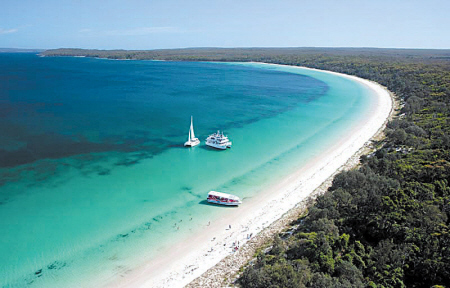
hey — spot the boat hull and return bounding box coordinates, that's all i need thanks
[207,199,241,206]
[205,142,227,150]
[184,138,200,147]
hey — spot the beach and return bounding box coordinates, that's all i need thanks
[106,64,394,288]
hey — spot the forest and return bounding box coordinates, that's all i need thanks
[43,47,450,287]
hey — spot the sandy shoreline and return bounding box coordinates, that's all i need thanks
[106,64,394,288]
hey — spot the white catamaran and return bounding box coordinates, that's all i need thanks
[184,116,200,147]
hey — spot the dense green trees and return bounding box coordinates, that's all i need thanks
[43,47,450,287]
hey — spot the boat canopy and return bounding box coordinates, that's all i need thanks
[208,191,240,200]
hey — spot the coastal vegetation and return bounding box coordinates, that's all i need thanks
[42,47,450,287]
[235,52,450,287]
[235,51,450,288]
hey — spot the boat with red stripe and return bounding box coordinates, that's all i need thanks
[207,191,242,206]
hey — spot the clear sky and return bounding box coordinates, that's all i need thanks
[1,0,449,50]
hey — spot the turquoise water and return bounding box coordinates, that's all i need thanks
[0,54,374,287]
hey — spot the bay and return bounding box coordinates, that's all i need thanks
[0,54,372,287]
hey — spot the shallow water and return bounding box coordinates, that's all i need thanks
[0,55,374,287]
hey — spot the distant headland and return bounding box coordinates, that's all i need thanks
[40,47,450,62]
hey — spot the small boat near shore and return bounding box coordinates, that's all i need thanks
[184,116,200,147]
[205,131,232,150]
[207,191,241,206]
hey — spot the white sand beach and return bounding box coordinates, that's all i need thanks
[106,64,394,288]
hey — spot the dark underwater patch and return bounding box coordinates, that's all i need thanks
[47,261,66,270]
[97,168,111,175]
[114,158,140,167]
[181,186,192,191]
[0,134,123,168]
[186,190,203,199]
[153,215,163,222]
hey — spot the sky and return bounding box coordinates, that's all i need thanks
[1,0,449,50]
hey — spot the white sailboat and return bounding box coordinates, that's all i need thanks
[184,116,200,147]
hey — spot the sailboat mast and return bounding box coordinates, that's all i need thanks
[190,116,196,139]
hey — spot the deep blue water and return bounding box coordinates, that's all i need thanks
[0,53,326,169]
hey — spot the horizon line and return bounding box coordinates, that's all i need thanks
[7,46,448,52]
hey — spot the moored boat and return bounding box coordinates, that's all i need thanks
[207,191,241,206]
[184,116,200,147]
[205,131,232,149]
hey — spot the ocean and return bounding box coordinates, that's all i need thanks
[0,54,374,287]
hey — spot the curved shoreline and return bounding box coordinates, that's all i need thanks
[186,64,397,288]
[109,64,395,288]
